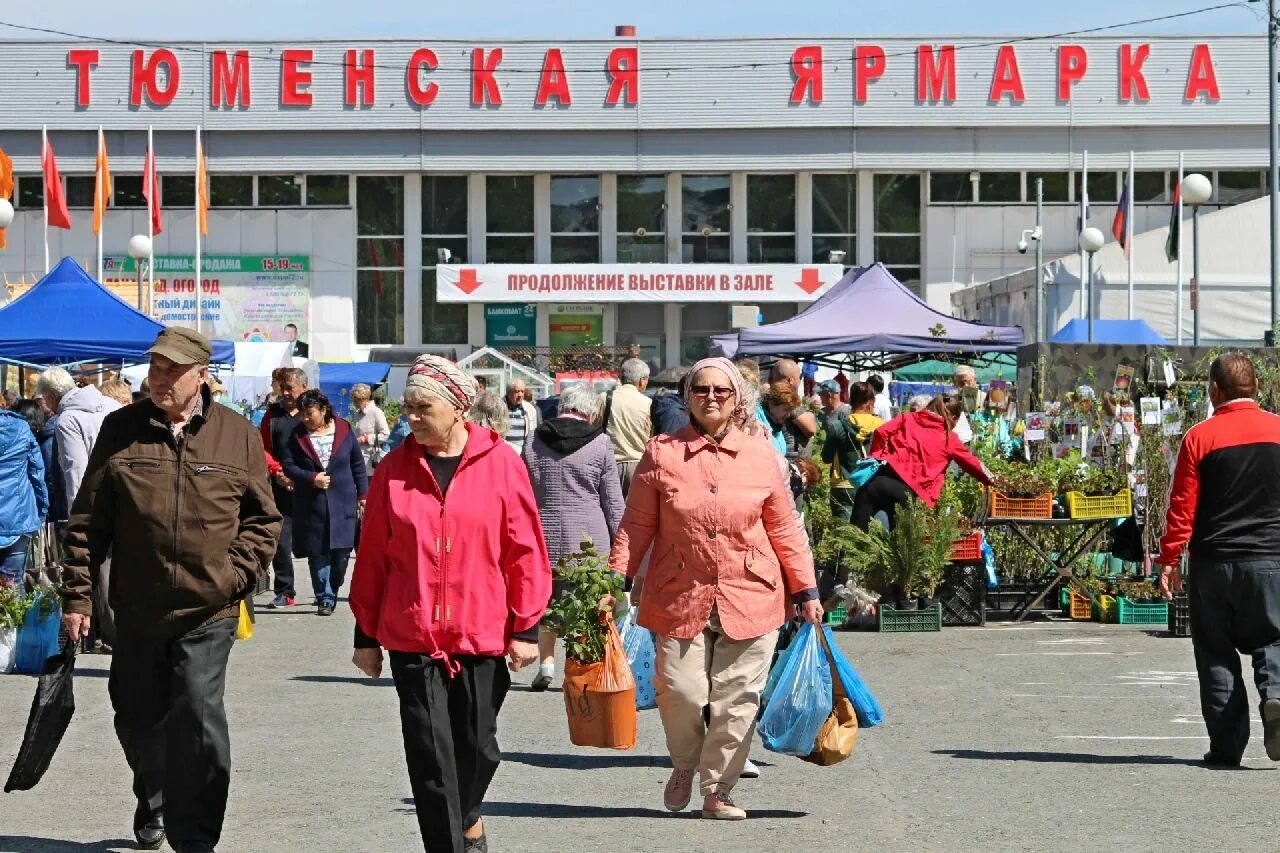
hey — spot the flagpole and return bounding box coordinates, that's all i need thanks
[42,126,49,275]
[148,125,155,323]
[97,126,105,285]
[1127,150,1135,320]
[1078,150,1088,320]
[195,126,202,336]
[1176,153,1185,346]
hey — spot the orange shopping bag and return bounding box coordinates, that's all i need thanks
[562,615,637,750]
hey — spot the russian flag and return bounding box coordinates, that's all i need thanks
[1111,176,1131,259]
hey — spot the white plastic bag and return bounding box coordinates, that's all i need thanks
[0,627,17,674]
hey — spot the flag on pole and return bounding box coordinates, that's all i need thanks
[93,129,112,237]
[196,133,209,236]
[0,146,13,250]
[1165,182,1181,263]
[41,137,72,230]
[143,145,163,236]
[1112,175,1131,258]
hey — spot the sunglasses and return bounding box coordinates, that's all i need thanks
[690,385,735,400]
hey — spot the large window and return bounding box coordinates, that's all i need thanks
[1026,172,1070,203]
[306,175,349,206]
[979,172,1021,203]
[486,175,534,263]
[16,176,42,209]
[929,172,970,204]
[258,175,302,207]
[66,176,94,208]
[210,175,253,207]
[550,175,600,262]
[112,175,145,208]
[1074,171,1118,204]
[874,173,922,291]
[681,303,728,363]
[355,176,405,345]
[1134,171,1168,204]
[421,175,469,345]
[812,173,856,264]
[931,171,1022,204]
[746,174,795,263]
[617,302,665,372]
[681,174,730,263]
[165,175,195,207]
[1217,170,1265,205]
[617,174,666,262]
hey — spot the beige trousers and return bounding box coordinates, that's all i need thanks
[654,613,777,796]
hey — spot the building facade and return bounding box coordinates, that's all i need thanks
[0,33,1270,363]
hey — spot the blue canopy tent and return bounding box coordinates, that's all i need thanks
[0,257,234,365]
[318,362,392,408]
[1049,319,1169,345]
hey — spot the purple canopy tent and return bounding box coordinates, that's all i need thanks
[711,264,1023,368]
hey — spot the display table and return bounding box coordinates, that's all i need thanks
[977,516,1114,622]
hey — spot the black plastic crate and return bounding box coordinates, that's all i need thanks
[939,563,986,627]
[1168,591,1190,637]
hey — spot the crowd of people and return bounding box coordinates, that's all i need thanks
[10,339,1279,853]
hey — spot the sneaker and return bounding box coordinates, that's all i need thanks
[739,759,760,779]
[133,802,164,850]
[663,768,695,812]
[267,594,295,609]
[530,672,553,692]
[701,790,747,820]
[1263,698,1280,761]
[1202,751,1241,768]
[317,602,334,616]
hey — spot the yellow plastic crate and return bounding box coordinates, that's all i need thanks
[1094,594,1118,623]
[1065,489,1134,520]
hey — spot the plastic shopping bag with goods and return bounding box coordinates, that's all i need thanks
[619,608,657,711]
[758,622,833,756]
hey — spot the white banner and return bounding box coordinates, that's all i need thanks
[436,264,845,303]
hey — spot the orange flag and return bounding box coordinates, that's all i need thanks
[93,129,112,236]
[196,133,209,236]
[0,145,13,250]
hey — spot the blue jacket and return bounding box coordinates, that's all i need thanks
[281,418,369,556]
[40,416,67,523]
[0,410,49,538]
[651,392,690,436]
[385,415,412,452]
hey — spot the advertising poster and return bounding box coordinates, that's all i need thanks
[485,304,536,348]
[549,305,604,348]
[106,255,310,342]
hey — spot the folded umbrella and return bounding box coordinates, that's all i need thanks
[5,642,77,793]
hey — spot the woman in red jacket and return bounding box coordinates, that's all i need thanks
[852,393,993,529]
[350,355,552,853]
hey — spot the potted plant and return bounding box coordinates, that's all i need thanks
[541,536,625,665]
[863,497,959,610]
[0,583,36,674]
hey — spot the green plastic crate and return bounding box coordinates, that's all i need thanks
[878,602,943,633]
[1117,597,1169,625]
[824,606,847,626]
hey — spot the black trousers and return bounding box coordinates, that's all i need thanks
[390,653,509,853]
[109,617,237,848]
[272,512,295,596]
[851,468,914,531]
[1189,558,1280,763]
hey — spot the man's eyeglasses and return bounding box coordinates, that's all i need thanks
[690,385,735,400]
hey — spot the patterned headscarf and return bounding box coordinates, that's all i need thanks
[406,354,478,411]
[684,357,751,430]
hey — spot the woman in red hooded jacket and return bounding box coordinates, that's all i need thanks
[349,354,552,853]
[851,392,993,529]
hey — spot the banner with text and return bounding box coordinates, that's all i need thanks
[437,264,845,303]
[105,255,310,341]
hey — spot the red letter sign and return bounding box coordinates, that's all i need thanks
[988,45,1025,103]
[344,49,376,107]
[281,49,313,106]
[1057,45,1088,101]
[1119,44,1151,102]
[407,48,439,106]
[211,50,251,108]
[916,44,955,102]
[67,49,99,107]
[854,45,886,103]
[790,45,823,104]
[472,48,503,106]
[605,47,638,105]
[535,48,572,106]
[130,49,181,107]
[1185,43,1221,101]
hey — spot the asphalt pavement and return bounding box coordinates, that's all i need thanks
[1,587,1275,853]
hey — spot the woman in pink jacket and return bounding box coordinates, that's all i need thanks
[350,355,552,853]
[609,356,821,822]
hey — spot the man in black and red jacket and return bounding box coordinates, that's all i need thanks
[1158,353,1280,768]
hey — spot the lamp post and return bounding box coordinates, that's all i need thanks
[1079,226,1106,343]
[127,234,152,316]
[1180,173,1213,347]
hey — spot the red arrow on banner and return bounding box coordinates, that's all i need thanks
[796,267,824,295]
[456,268,483,295]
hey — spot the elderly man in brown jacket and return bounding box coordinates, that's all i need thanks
[62,327,281,853]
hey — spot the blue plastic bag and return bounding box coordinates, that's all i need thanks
[15,592,62,676]
[982,538,998,589]
[619,608,657,711]
[820,625,884,728]
[849,458,883,489]
[759,622,833,756]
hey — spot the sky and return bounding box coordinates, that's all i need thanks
[0,0,1268,41]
